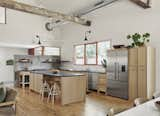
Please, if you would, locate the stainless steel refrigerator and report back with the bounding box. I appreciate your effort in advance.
[106,49,128,99]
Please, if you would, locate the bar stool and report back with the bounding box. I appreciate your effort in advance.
[40,81,50,101]
[19,71,30,88]
[47,82,61,104]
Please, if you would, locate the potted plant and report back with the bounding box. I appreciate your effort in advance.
[127,33,150,47]
[101,59,107,72]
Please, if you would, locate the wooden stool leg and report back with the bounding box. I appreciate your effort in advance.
[41,92,44,101]
[47,93,51,103]
[52,95,55,104]
[19,76,21,87]
[97,88,100,94]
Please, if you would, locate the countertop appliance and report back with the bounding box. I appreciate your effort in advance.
[107,49,128,99]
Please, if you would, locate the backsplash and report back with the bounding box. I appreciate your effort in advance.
[60,61,106,73]
[14,55,60,71]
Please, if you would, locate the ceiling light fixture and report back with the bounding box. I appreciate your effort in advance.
[84,30,91,41]
[35,35,41,45]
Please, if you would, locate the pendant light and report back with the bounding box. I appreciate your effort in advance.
[84,30,91,41]
[36,35,41,45]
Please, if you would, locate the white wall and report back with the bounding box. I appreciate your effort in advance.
[0,8,62,47]
[0,47,27,84]
[0,0,62,84]
[60,0,160,90]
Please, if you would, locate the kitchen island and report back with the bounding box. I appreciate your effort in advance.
[29,71,87,105]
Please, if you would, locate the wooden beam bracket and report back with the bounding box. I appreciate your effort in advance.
[130,0,151,9]
[0,0,91,26]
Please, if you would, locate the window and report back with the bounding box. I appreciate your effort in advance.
[98,41,111,65]
[75,45,84,65]
[0,7,6,24]
[86,43,97,64]
[74,40,111,65]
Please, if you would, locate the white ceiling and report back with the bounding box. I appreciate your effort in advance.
[16,0,104,15]
[40,0,102,15]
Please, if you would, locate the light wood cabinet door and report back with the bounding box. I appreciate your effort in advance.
[128,48,138,100]
[138,47,147,98]
[34,74,43,93]
[61,76,86,105]
[29,73,35,90]
[61,77,76,105]
[97,74,107,93]
[76,76,87,101]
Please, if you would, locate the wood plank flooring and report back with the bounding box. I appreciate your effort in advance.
[7,88,133,116]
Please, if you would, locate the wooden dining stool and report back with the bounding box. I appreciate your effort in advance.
[47,82,61,104]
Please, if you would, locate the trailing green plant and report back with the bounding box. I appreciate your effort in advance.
[101,59,107,68]
[127,33,150,47]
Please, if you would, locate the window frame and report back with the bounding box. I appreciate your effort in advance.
[74,40,111,65]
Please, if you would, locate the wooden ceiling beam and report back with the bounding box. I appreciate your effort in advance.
[130,0,151,9]
[0,0,91,26]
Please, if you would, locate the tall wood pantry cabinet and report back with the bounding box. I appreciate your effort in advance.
[129,46,156,100]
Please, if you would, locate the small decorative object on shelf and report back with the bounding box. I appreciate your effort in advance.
[127,33,150,48]
[6,59,14,65]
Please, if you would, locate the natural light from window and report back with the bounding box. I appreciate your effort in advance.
[74,40,111,65]
[75,45,84,65]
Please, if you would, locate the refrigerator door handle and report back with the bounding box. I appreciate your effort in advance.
[114,62,117,80]
[117,63,119,81]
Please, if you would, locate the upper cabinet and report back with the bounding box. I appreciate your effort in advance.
[35,47,43,55]
[44,47,60,56]
[28,46,60,56]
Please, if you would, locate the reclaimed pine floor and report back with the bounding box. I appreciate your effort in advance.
[13,88,132,116]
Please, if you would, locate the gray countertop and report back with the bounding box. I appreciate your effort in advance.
[16,68,106,75]
[60,68,106,74]
[31,71,85,77]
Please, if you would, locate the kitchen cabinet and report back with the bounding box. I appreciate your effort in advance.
[29,73,34,90]
[61,76,86,105]
[35,47,43,55]
[97,73,107,94]
[137,47,147,98]
[128,48,138,100]
[44,47,60,56]
[128,46,155,100]
[29,73,43,93]
[29,71,87,105]
[137,47,155,99]
[28,46,60,56]
[90,72,98,90]
[88,72,107,91]
[60,70,89,92]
